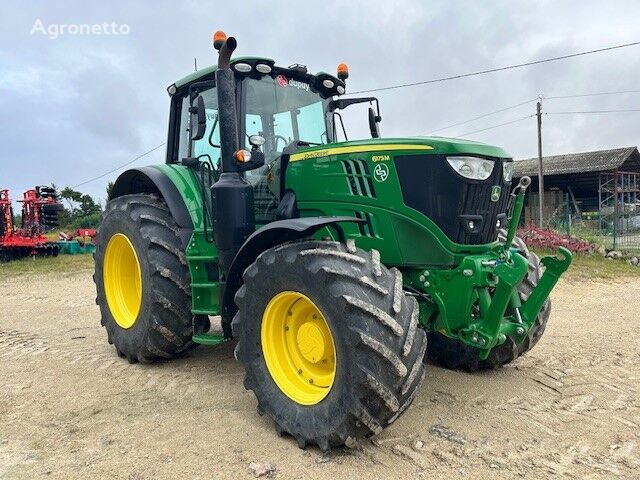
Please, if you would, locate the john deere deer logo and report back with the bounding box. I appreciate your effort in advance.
[491,186,502,202]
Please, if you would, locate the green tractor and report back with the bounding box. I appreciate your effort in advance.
[94,31,571,451]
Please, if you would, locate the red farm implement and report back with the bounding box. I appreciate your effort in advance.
[0,186,64,262]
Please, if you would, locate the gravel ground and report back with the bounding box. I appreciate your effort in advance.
[0,266,639,479]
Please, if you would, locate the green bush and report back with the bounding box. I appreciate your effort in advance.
[69,213,101,229]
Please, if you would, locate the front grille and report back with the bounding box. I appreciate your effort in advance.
[342,159,376,198]
[394,154,512,245]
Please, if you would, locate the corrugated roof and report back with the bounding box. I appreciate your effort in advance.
[513,146,638,177]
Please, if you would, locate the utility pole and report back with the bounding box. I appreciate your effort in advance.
[536,100,544,227]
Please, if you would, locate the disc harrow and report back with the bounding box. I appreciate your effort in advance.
[0,187,63,262]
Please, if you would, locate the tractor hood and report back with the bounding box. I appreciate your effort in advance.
[288,137,511,163]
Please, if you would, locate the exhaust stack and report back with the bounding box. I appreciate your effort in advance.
[210,32,256,337]
[215,33,239,174]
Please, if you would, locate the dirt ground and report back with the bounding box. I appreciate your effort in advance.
[1,266,639,480]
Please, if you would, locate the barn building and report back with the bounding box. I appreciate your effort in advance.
[513,146,640,229]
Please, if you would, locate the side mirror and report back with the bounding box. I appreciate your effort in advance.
[189,95,207,141]
[368,107,381,138]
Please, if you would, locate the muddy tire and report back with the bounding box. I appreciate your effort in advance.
[94,194,198,363]
[233,240,427,451]
[427,233,551,371]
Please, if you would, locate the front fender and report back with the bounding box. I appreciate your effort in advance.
[221,216,365,318]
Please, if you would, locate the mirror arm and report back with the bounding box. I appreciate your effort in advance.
[328,96,379,112]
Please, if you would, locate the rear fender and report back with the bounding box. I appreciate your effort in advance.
[110,166,194,248]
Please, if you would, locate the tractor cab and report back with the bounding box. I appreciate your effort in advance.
[167,55,379,222]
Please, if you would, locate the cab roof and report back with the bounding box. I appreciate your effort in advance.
[169,56,346,98]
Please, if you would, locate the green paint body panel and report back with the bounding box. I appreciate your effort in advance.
[285,137,509,264]
[150,135,571,355]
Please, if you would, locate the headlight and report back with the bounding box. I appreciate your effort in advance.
[446,156,494,180]
[502,161,514,182]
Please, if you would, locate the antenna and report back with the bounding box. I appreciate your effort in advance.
[194,57,198,72]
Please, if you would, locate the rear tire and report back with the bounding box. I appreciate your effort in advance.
[233,240,427,451]
[94,194,197,363]
[427,234,551,371]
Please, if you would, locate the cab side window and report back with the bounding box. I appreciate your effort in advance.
[177,87,221,169]
[297,101,326,144]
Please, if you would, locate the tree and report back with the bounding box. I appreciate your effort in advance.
[79,194,101,217]
[57,187,102,229]
[60,187,83,215]
[106,181,114,199]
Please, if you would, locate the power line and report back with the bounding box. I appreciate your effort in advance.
[458,115,534,137]
[544,89,640,100]
[430,88,640,135]
[546,109,640,114]
[455,107,640,138]
[429,97,538,134]
[72,142,166,189]
[350,41,640,95]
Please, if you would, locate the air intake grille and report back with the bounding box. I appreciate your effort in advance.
[342,159,376,198]
[394,154,511,245]
[354,211,377,237]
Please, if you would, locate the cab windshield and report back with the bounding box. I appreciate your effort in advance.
[241,75,331,223]
[242,75,330,166]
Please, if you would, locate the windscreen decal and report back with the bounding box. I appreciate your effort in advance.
[276,74,288,88]
[276,74,310,91]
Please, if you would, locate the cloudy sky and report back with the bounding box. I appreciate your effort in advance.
[2,1,639,202]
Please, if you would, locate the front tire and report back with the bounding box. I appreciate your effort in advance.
[233,240,427,451]
[94,194,197,363]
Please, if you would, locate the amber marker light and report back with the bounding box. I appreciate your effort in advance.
[213,30,227,50]
[235,149,251,162]
[337,63,349,80]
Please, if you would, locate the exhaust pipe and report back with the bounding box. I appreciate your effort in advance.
[210,33,256,337]
[215,35,239,174]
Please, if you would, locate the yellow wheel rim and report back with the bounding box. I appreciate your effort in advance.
[261,291,336,405]
[103,233,142,329]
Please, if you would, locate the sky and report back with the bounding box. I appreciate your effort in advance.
[1,0,640,203]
